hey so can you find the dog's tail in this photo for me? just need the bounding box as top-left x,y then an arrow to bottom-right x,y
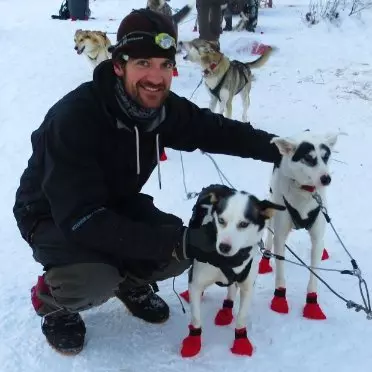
246,46 -> 274,69
172,3 -> 192,25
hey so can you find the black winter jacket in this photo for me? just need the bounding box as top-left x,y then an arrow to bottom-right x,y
13,60 -> 280,262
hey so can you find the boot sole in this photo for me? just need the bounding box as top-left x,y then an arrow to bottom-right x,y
46,339 -> 84,355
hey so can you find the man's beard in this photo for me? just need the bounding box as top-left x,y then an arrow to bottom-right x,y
131,80 -> 170,109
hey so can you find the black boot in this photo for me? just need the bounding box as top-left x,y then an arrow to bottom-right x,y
223,16 -> 232,31
116,283 -> 169,324
41,312 -> 86,355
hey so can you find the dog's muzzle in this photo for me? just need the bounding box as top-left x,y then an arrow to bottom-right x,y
218,245 -> 253,259
75,46 -> 85,55
320,174 -> 331,186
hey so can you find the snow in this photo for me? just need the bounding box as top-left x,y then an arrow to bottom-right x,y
1,0 -> 372,371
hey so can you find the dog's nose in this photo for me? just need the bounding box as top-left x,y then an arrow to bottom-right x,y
219,243 -> 232,254
74,46 -> 78,50
320,174 -> 331,186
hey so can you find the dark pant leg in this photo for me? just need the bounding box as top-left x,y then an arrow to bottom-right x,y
245,0 -> 259,31
209,3 -> 223,40
68,0 -> 89,19
196,0 -> 214,41
223,7 -> 233,30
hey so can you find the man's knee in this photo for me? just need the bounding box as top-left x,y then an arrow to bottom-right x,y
150,259 -> 191,283
44,263 -> 123,312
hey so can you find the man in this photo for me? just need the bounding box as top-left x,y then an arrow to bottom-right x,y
13,8 -> 281,355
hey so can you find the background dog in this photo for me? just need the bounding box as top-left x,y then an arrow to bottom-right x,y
233,3 -> 258,32
180,184 -> 285,358
261,131 -> 339,320
146,0 -> 172,18
179,38 -> 273,121
74,29 -> 112,68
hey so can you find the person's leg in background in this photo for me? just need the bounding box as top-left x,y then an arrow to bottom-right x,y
244,0 -> 259,32
222,5 -> 233,31
209,1 -> 223,42
68,0 -> 90,21
196,0 -> 214,41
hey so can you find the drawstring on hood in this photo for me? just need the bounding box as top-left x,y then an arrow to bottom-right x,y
132,125 -> 161,189
114,78 -> 165,190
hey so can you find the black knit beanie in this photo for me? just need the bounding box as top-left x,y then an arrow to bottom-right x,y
111,8 -> 177,62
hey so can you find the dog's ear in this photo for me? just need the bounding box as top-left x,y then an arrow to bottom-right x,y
324,133 -> 339,149
198,185 -> 233,205
257,200 -> 286,219
271,137 -> 297,155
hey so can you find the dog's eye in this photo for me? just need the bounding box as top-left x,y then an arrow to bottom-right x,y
322,153 -> 330,163
238,221 -> 249,229
302,154 -> 317,166
217,217 -> 225,226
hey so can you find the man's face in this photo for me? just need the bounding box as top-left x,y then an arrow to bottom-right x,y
114,57 -> 174,109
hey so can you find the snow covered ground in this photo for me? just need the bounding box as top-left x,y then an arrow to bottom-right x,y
1,0 -> 372,371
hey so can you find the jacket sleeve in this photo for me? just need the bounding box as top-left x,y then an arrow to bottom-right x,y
42,109 -> 182,261
164,95 -> 281,164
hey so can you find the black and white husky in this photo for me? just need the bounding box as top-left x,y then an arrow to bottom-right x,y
180,184 -> 285,357
260,131 -> 339,320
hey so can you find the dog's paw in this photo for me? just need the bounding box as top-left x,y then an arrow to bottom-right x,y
270,288 -> 289,314
179,290 -> 190,303
258,257 -> 273,274
215,307 -> 233,326
181,325 -> 202,358
230,328 -> 253,356
321,248 -> 330,260
303,293 -> 326,320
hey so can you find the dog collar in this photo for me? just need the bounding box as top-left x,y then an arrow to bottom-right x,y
203,63 -> 217,76
301,185 -> 316,192
203,56 -> 223,76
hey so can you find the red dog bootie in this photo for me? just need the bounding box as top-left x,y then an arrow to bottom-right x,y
179,290 -> 204,304
231,328 -> 253,356
179,290 -> 190,303
258,256 -> 273,274
160,150 -> 167,161
215,299 -> 234,326
172,67 -> 179,77
322,248 -> 329,260
270,287 -> 289,314
181,325 -> 202,357
303,292 -> 326,320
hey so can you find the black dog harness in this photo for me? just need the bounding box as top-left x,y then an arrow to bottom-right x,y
207,60 -> 248,102
215,255 -> 253,287
283,196 -> 321,230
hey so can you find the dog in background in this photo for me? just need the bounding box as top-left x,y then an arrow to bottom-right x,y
180,184 -> 285,357
146,0 -> 186,46
74,29 -> 112,68
146,0 -> 172,18
179,38 -> 273,121
260,131 -> 339,320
